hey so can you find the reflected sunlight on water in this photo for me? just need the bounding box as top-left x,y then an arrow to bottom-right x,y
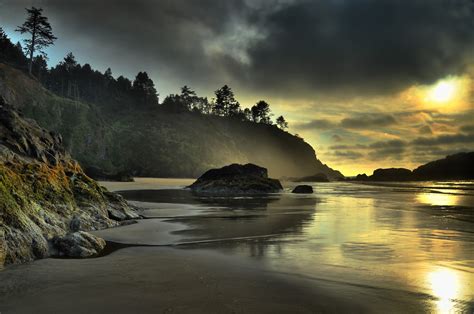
427,267 -> 460,313
109,181 -> 474,312
417,192 -> 460,206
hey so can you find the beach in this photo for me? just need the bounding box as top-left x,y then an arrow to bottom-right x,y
0,178 -> 473,313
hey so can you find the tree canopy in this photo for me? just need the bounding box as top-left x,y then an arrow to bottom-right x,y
1,25 -> 290,129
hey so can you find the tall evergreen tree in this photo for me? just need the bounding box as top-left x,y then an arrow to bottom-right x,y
276,115 -> 288,129
213,85 -> 240,116
251,100 -> 272,124
132,71 -> 159,107
0,28 -> 28,67
16,7 -> 57,75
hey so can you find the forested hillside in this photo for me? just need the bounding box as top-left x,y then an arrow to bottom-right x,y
0,28 -> 342,179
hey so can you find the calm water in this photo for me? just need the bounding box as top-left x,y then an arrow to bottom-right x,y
1,179 -> 473,313
112,179 -> 474,313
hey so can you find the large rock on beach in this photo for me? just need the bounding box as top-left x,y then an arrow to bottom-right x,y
189,163 -> 283,194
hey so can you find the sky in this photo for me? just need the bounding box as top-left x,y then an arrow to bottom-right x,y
1,0 -> 473,176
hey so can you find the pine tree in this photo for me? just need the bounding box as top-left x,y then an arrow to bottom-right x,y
16,7 -> 57,75
251,100 -> 272,124
213,85 -> 240,116
276,115 -> 288,129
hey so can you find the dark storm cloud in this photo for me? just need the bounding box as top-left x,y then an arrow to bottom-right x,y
368,146 -> 406,161
333,150 -> 364,160
412,133 -> 474,146
418,125 -> 433,135
294,113 -> 397,132
460,124 -> 474,134
246,0 -> 474,96
2,0 -> 473,97
369,139 -> 406,149
340,114 -> 397,129
294,118 -> 337,130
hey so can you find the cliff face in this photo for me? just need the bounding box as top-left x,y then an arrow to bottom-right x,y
0,63 -> 343,179
0,100 -> 137,267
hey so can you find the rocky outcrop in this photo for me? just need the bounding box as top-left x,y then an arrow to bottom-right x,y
0,100 -> 138,267
292,185 -> 313,194
412,152 -> 474,180
189,163 -> 283,194
352,152 -> 474,182
51,231 -> 106,258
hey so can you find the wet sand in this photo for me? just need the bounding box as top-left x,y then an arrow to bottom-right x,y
1,179 -> 473,313
0,247 -> 427,314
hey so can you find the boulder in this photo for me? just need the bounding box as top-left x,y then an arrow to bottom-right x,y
189,163 -> 283,194
292,185 -> 313,194
51,231 -> 106,258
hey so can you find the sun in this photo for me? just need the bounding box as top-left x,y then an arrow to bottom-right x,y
429,80 -> 456,103
399,75 -> 471,112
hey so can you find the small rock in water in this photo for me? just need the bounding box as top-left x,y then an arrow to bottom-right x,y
292,185 -> 313,194
51,231 -> 106,258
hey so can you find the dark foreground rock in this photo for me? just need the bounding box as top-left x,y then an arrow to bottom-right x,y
0,100 -> 137,267
189,163 -> 283,194
292,185 -> 314,194
51,231 -> 106,258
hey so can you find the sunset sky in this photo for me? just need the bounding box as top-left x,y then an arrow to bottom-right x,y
1,0 -> 473,176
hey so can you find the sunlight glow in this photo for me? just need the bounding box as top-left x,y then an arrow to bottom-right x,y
399,75 -> 471,112
429,81 -> 456,103
428,268 -> 460,313
416,193 -> 459,207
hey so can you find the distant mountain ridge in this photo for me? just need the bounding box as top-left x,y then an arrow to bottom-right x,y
355,152 -> 474,181
0,63 -> 343,179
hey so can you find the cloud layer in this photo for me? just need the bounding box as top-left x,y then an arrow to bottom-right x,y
1,0 -> 473,175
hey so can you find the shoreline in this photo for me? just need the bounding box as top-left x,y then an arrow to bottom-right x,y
1,179 -> 473,313
0,246 -> 428,314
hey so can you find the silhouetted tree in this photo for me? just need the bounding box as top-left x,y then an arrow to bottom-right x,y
132,71 -> 159,107
0,28 -> 28,68
276,115 -> 288,129
251,100 -> 272,124
213,85 -> 240,116
59,52 -> 80,99
192,97 -> 212,114
16,7 -> 57,75
116,75 -> 132,92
